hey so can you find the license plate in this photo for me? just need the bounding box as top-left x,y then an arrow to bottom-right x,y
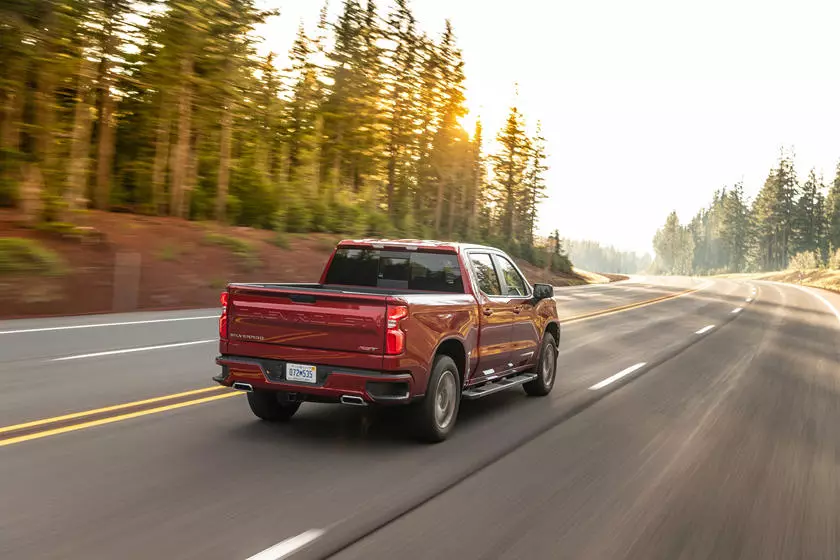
286,363 -> 317,384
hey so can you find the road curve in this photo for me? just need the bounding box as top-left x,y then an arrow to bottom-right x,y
1,277 -> 839,560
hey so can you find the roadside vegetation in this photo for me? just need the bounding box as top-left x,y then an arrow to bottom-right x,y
203,232 -> 260,271
652,150 -> 840,276
0,0 -> 571,277
0,237 -> 64,276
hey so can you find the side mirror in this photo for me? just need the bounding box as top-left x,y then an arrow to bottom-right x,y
533,283 -> 554,301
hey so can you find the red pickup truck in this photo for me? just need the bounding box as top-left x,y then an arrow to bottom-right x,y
214,239 -> 560,442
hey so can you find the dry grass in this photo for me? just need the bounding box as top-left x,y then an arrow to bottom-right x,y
572,267 -> 612,284
760,269 -> 840,293
715,269 -> 840,293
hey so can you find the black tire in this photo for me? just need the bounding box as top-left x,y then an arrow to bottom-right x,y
411,355 -> 461,443
246,390 -> 301,422
524,333 -> 557,397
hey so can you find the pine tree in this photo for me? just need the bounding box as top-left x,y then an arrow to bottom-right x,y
792,168 -> 822,256
752,151 -> 798,270
827,162 -> 840,251
720,182 -> 750,272
382,0 -> 421,217
489,102 -> 531,244
93,0 -> 133,211
522,122 -> 548,245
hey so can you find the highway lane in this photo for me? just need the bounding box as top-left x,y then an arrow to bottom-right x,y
0,276 -> 778,560
0,279 -> 687,426
331,282 -> 840,560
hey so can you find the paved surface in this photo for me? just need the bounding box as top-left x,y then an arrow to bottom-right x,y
1,277 -> 838,560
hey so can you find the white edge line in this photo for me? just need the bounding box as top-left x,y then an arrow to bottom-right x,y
246,529 -> 325,560
0,315 -> 218,335
589,362 -> 647,390
731,307 -> 743,314
746,298 -> 753,303
51,340 -> 216,361
787,284 -> 840,326
695,325 -> 715,335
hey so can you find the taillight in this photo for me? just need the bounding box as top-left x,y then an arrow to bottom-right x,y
385,304 -> 408,355
219,291 -> 229,339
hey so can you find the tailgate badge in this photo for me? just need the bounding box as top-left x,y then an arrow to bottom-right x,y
358,346 -> 378,352
231,333 -> 265,341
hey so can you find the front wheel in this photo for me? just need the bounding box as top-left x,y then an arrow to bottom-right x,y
411,355 -> 461,443
524,334 -> 557,397
247,390 -> 301,422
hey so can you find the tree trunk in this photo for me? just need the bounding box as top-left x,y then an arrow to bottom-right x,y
434,177 -> 444,234
0,80 -> 24,206
35,56 -> 56,200
66,56 -> 95,211
313,115 -> 323,196
451,170 -> 467,238
151,99 -> 171,215
20,164 -> 45,224
94,19 -> 117,211
216,105 -> 232,222
183,131 -> 199,219
1,81 -> 23,155
468,161 -> 481,237
170,57 -> 193,218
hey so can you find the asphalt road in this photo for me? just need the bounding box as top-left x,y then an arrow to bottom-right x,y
1,277 -> 839,560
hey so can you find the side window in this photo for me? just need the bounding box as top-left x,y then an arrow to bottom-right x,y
469,253 -> 502,296
495,256 -> 529,297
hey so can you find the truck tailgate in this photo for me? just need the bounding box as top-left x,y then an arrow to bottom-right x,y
228,285 -> 387,355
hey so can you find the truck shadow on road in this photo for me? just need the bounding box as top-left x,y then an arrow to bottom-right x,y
223,389 -> 542,450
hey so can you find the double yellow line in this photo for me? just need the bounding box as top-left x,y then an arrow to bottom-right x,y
560,286 -> 699,324
0,386 -> 241,448
0,285 -> 702,448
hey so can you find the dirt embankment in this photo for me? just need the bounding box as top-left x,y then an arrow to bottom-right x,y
0,211 -> 613,319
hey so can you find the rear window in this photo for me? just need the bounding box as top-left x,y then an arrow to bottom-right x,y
324,248 -> 464,293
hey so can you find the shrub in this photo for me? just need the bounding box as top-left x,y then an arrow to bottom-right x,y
550,253 -> 573,274
0,237 -> 65,276
157,244 -> 183,261
309,199 -> 333,233
226,195 -> 242,225
829,249 -> 840,270
271,210 -> 287,233
203,232 -> 260,271
788,251 -> 819,272
285,196 -> 313,233
271,231 -> 290,249
330,199 -> 362,234
365,210 -> 394,237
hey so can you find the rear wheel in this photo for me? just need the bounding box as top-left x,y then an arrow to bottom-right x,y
412,355 -> 460,443
247,390 -> 301,422
524,334 -> 557,397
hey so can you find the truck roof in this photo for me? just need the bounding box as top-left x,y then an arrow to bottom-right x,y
337,238 -> 497,253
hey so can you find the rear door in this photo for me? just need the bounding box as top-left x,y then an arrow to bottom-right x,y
465,252 -> 516,382
492,253 -> 540,368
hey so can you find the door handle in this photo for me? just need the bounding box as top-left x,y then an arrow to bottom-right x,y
483,307 -> 493,316
513,306 -> 523,314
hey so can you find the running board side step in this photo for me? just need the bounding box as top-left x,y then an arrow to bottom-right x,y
462,373 -> 537,400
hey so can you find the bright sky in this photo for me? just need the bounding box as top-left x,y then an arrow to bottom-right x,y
257,0 -> 840,255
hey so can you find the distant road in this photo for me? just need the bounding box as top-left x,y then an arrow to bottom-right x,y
1,278 -> 839,559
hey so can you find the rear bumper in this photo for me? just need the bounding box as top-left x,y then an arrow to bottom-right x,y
214,355 -> 415,404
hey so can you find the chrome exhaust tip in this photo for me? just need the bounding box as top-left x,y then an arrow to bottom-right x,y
340,395 -> 367,406
232,382 -> 254,392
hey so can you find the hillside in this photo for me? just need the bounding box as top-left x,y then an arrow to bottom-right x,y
0,211 -> 598,318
